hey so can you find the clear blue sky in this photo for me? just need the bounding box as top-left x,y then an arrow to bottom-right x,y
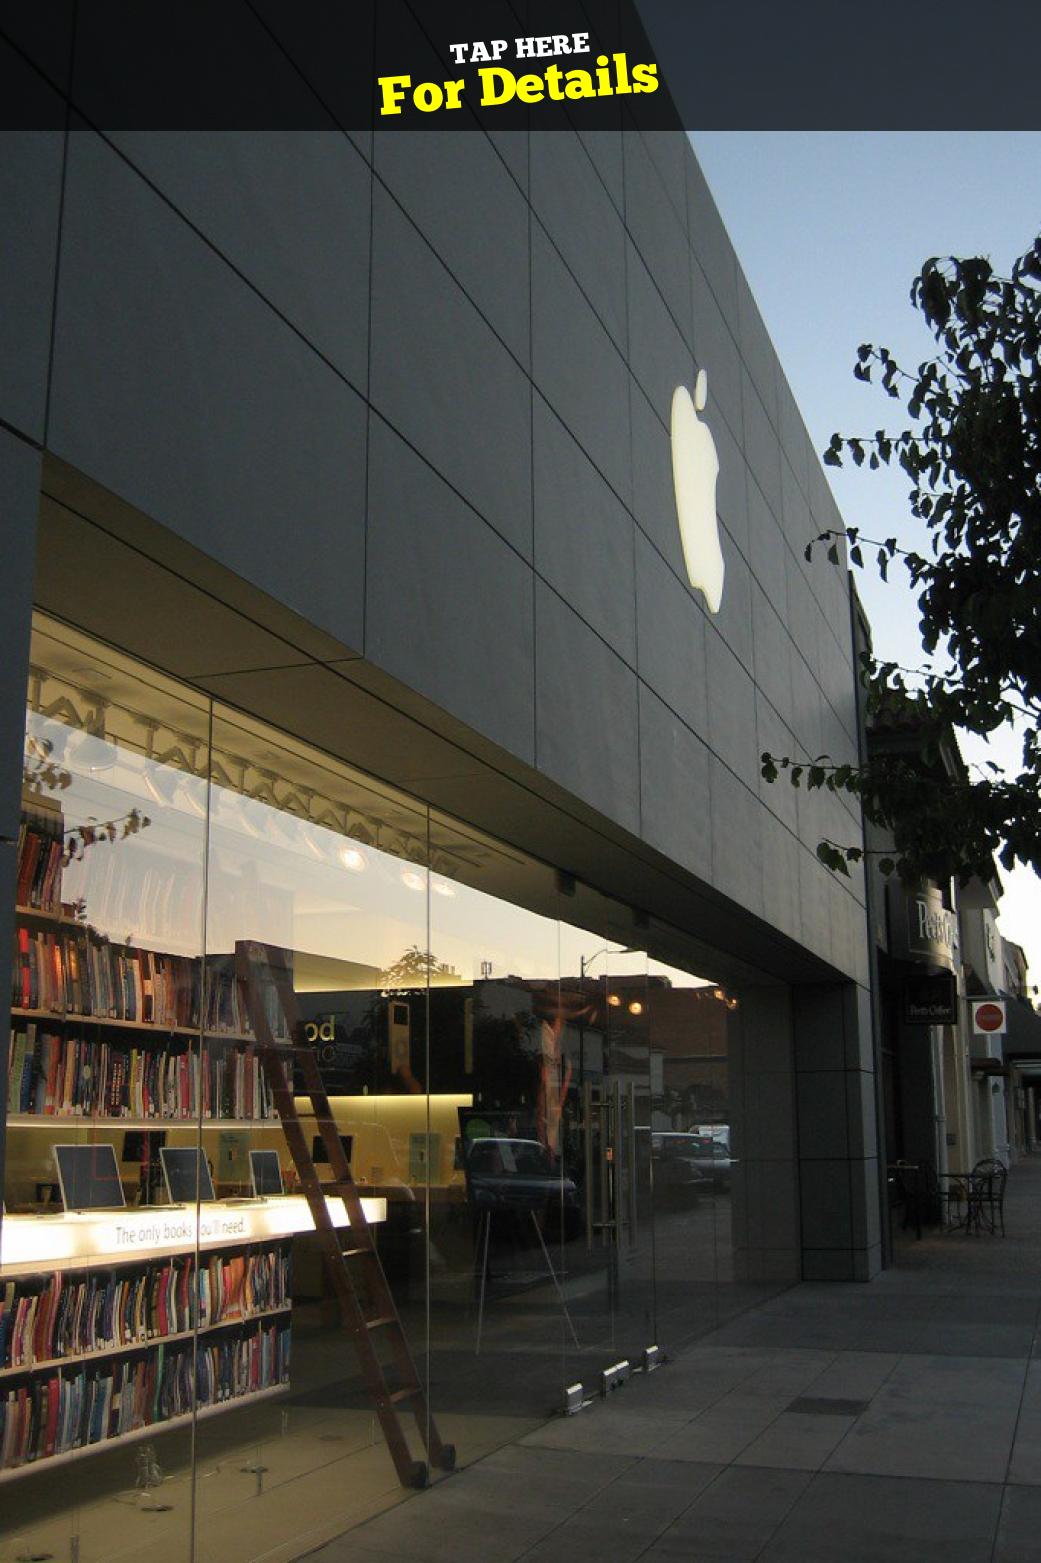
690,132 -> 1041,985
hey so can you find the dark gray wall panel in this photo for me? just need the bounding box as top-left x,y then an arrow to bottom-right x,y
623,131 -> 692,349
532,226 -> 632,508
781,453 -> 817,574
755,692 -> 799,835
110,131 -> 372,394
709,410 -> 750,560
760,810 -> 802,945
578,128 -> 624,214
638,131 -> 690,237
736,267 -> 780,430
691,253 -> 744,453
685,151 -> 739,325
709,762 -> 763,920
785,545 -> 824,686
789,646 -> 825,760
740,364 -> 783,529
705,629 -> 759,789
745,471 -> 788,609
777,366 -> 813,501
367,420 -> 535,764
533,399 -> 637,666
630,383 -> 683,579
375,131 -> 530,368
0,124 -> 64,441
625,240 -> 695,433
711,530 -> 754,675
48,132 -> 366,654
635,531 -> 708,737
535,583 -> 639,835
370,187 -> 532,558
0,431 -> 40,837
638,685 -> 712,881
751,582 -> 795,734
249,0 -> 374,161
531,132 -> 628,353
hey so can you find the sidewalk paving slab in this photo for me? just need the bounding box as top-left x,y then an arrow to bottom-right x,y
304,1156 -> 1041,1563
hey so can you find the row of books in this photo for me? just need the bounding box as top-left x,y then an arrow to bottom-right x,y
202,1247 -> 291,1324
15,803 -> 64,914
0,1248 -> 292,1372
0,1322 -> 291,1470
11,926 -> 289,1041
12,925 -> 202,1027
7,1025 -> 278,1120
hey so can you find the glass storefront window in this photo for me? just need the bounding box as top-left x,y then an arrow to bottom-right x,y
1,613 -> 786,1563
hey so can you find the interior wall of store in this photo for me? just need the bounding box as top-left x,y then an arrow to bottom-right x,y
0,44 -> 883,1277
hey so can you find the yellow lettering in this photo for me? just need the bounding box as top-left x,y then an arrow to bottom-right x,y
377,75 -> 411,116
414,81 -> 443,112
477,66 -> 517,105
516,72 -> 546,103
631,62 -> 659,94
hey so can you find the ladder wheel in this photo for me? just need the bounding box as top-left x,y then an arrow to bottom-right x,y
438,1444 -> 456,1471
406,1460 -> 429,1489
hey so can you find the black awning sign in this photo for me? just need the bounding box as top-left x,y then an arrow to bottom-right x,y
903,973 -> 957,1026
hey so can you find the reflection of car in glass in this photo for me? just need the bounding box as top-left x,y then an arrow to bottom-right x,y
463,1137 -> 582,1233
685,1135 -> 732,1190
649,1134 -> 710,1198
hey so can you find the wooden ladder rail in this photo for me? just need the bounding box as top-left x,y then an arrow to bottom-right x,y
234,938 -> 455,1489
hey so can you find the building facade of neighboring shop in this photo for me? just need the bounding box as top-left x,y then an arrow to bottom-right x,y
1,29 -> 883,1563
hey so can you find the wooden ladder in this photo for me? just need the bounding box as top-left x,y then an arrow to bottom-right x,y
234,938 -> 455,1489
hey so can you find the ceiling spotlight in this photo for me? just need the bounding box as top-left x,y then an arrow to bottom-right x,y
339,845 -> 367,873
431,879 -> 456,898
607,993 -> 622,1007
628,1001 -> 643,1016
401,868 -> 425,892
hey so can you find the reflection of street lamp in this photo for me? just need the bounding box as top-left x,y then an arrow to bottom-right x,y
579,946 -> 639,1083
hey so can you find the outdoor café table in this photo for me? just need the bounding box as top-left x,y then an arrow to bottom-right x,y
937,1171 -> 983,1233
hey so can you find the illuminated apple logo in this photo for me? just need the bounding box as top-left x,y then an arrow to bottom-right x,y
671,371 -> 724,613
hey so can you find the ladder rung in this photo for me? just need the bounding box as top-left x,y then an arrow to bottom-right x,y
366,1314 -> 396,1331
387,1385 -> 420,1405
342,1247 -> 373,1259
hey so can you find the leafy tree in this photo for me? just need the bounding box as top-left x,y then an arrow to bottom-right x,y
378,943 -> 460,990
762,234 -> 1041,882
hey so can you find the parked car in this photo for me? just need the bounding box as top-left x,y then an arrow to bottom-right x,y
651,1132 -> 732,1192
463,1137 -> 582,1233
649,1133 -> 711,1198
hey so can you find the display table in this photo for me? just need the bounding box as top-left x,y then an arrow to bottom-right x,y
0,1194 -> 387,1278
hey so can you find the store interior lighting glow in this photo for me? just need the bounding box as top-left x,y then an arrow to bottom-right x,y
339,845 -> 367,873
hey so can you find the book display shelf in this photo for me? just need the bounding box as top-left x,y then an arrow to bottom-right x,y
1,799 -> 374,1482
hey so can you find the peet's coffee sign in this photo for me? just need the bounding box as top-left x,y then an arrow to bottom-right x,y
909,895 -> 957,964
903,973 -> 957,1026
888,882 -> 959,971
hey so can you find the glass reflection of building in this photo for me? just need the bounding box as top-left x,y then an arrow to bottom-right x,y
1,615 -> 759,1563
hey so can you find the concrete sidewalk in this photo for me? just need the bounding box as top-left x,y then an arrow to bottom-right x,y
307,1159 -> 1041,1563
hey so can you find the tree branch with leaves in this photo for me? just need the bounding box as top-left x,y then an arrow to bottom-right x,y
763,236 -> 1041,881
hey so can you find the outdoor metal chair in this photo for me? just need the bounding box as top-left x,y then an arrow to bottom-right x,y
968,1158 -> 1008,1236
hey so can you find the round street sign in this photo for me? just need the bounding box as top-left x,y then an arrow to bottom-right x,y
973,1001 -> 1005,1033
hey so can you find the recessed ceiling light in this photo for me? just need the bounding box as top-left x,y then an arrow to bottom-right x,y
431,879 -> 456,898
401,869 -> 425,892
340,846 -> 366,872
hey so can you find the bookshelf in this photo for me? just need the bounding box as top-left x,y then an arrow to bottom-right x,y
0,1192 -> 387,1478
2,800 -> 302,1481
0,1383 -> 288,1482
